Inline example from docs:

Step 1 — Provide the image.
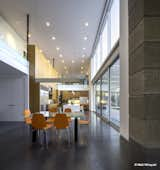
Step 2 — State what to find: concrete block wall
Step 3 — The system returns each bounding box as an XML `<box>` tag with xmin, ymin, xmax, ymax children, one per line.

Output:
<box><xmin>129</xmin><ymin>0</ymin><xmax>160</xmax><ymax>148</ymax></box>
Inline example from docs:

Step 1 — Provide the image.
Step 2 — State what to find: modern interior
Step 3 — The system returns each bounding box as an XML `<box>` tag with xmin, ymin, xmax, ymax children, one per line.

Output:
<box><xmin>0</xmin><ymin>0</ymin><xmax>160</xmax><ymax>169</ymax></box>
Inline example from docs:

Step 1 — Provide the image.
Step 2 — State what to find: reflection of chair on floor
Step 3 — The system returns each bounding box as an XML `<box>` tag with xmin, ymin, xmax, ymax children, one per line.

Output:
<box><xmin>54</xmin><ymin>114</ymin><xmax>71</xmax><ymax>143</ymax></box>
<box><xmin>32</xmin><ymin>113</ymin><xmax>53</xmax><ymax>147</ymax></box>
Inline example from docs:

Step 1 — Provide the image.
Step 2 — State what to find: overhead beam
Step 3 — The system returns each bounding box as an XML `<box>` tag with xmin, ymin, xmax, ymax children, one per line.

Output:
<box><xmin>35</xmin><ymin>78</ymin><xmax>85</xmax><ymax>83</ymax></box>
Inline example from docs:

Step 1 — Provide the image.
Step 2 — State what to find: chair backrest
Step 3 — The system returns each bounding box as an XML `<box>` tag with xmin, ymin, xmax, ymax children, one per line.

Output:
<box><xmin>49</xmin><ymin>107</ymin><xmax>58</xmax><ymax>113</ymax></box>
<box><xmin>32</xmin><ymin>114</ymin><xmax>46</xmax><ymax>129</ymax></box>
<box><xmin>54</xmin><ymin>114</ymin><xmax>69</xmax><ymax>129</ymax></box>
<box><xmin>23</xmin><ymin>109</ymin><xmax>31</xmax><ymax>118</ymax></box>
<box><xmin>64</xmin><ymin>108</ymin><xmax>72</xmax><ymax>113</ymax></box>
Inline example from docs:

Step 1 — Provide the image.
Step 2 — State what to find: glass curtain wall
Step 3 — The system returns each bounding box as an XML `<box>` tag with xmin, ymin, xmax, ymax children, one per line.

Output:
<box><xmin>109</xmin><ymin>59</ymin><xmax>120</xmax><ymax>126</ymax></box>
<box><xmin>94</xmin><ymin>58</ymin><xmax>120</xmax><ymax>127</ymax></box>
<box><xmin>101</xmin><ymin>69</ymin><xmax>109</xmax><ymax>119</ymax></box>
<box><xmin>95</xmin><ymin>79</ymin><xmax>101</xmax><ymax>116</ymax></box>
<box><xmin>90</xmin><ymin>0</ymin><xmax>119</xmax><ymax>80</ymax></box>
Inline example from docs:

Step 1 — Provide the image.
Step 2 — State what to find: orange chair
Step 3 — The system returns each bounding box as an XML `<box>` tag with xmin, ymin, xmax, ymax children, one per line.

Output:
<box><xmin>32</xmin><ymin>113</ymin><xmax>53</xmax><ymax>147</ymax></box>
<box><xmin>47</xmin><ymin>108</ymin><xmax>58</xmax><ymax>123</ymax></box>
<box><xmin>64</xmin><ymin>108</ymin><xmax>72</xmax><ymax>113</ymax></box>
<box><xmin>79</xmin><ymin>112</ymin><xmax>90</xmax><ymax>125</ymax></box>
<box><xmin>23</xmin><ymin>109</ymin><xmax>32</xmax><ymax>125</ymax></box>
<box><xmin>49</xmin><ymin>107</ymin><xmax>58</xmax><ymax>113</ymax></box>
<box><xmin>64</xmin><ymin>108</ymin><xmax>72</xmax><ymax>123</ymax></box>
<box><xmin>54</xmin><ymin>114</ymin><xmax>71</xmax><ymax>143</ymax></box>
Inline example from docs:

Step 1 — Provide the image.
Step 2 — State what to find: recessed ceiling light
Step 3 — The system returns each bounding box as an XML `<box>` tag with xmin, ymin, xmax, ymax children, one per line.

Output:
<box><xmin>82</xmin><ymin>54</ymin><xmax>85</xmax><ymax>58</ymax></box>
<box><xmin>72</xmin><ymin>60</ymin><xmax>75</xmax><ymax>63</ymax></box>
<box><xmin>46</xmin><ymin>21</ymin><xmax>50</xmax><ymax>27</ymax></box>
<box><xmin>28</xmin><ymin>33</ymin><xmax>31</xmax><ymax>38</ymax></box>
<box><xmin>62</xmin><ymin>60</ymin><xmax>64</xmax><ymax>63</ymax></box>
<box><xmin>39</xmin><ymin>49</ymin><xmax>42</xmax><ymax>53</ymax></box>
<box><xmin>81</xmin><ymin>66</ymin><xmax>84</xmax><ymax>70</ymax></box>
<box><xmin>86</xmin><ymin>72</ymin><xmax>89</xmax><ymax>75</ymax></box>
<box><xmin>52</xmin><ymin>36</ymin><xmax>56</xmax><ymax>40</ymax></box>
<box><xmin>84</xmin><ymin>36</ymin><xmax>88</xmax><ymax>40</ymax></box>
<box><xmin>48</xmin><ymin>60</ymin><xmax>50</xmax><ymax>63</ymax></box>
<box><xmin>84</xmin><ymin>22</ymin><xmax>89</xmax><ymax>27</ymax></box>
<box><xmin>81</xmin><ymin>59</ymin><xmax>84</xmax><ymax>63</ymax></box>
<box><xmin>64</xmin><ymin>66</ymin><xmax>67</xmax><ymax>69</ymax></box>
<box><xmin>56</xmin><ymin>47</ymin><xmax>60</xmax><ymax>51</ymax></box>
<box><xmin>59</xmin><ymin>54</ymin><xmax>63</xmax><ymax>58</ymax></box>
<box><xmin>83</xmin><ymin>47</ymin><xmax>86</xmax><ymax>50</ymax></box>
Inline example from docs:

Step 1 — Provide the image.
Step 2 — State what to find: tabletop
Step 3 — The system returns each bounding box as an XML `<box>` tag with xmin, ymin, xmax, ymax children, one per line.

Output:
<box><xmin>39</xmin><ymin>111</ymin><xmax>85</xmax><ymax>119</ymax></box>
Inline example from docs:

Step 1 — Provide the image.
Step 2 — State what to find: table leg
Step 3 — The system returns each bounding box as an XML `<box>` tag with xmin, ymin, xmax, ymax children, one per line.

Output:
<box><xmin>32</xmin><ymin>129</ymin><xmax>37</xmax><ymax>143</ymax></box>
<box><xmin>74</xmin><ymin>117</ymin><xmax>78</xmax><ymax>142</ymax></box>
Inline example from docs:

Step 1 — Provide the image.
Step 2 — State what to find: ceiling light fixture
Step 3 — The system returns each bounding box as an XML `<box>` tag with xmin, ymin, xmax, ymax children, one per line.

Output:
<box><xmin>84</xmin><ymin>36</ymin><xmax>88</xmax><ymax>40</ymax></box>
<box><xmin>62</xmin><ymin>60</ymin><xmax>64</xmax><ymax>63</ymax></box>
<box><xmin>72</xmin><ymin>60</ymin><xmax>75</xmax><ymax>63</ymax></box>
<box><xmin>83</xmin><ymin>47</ymin><xmax>86</xmax><ymax>50</ymax></box>
<box><xmin>64</xmin><ymin>66</ymin><xmax>67</xmax><ymax>69</ymax></box>
<box><xmin>81</xmin><ymin>66</ymin><xmax>84</xmax><ymax>70</ymax></box>
<box><xmin>84</xmin><ymin>22</ymin><xmax>89</xmax><ymax>27</ymax></box>
<box><xmin>59</xmin><ymin>54</ymin><xmax>63</xmax><ymax>58</ymax></box>
<box><xmin>52</xmin><ymin>36</ymin><xmax>56</xmax><ymax>40</ymax></box>
<box><xmin>56</xmin><ymin>47</ymin><xmax>60</xmax><ymax>51</ymax></box>
<box><xmin>46</xmin><ymin>21</ymin><xmax>50</xmax><ymax>27</ymax></box>
<box><xmin>28</xmin><ymin>33</ymin><xmax>31</xmax><ymax>38</ymax></box>
<box><xmin>39</xmin><ymin>49</ymin><xmax>42</xmax><ymax>53</ymax></box>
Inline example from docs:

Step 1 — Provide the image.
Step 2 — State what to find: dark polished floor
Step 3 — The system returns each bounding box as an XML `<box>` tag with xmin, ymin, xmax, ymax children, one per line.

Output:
<box><xmin>0</xmin><ymin>113</ymin><xmax>160</xmax><ymax>170</ymax></box>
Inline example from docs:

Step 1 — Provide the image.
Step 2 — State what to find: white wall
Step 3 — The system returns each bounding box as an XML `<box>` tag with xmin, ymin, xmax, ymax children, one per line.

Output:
<box><xmin>119</xmin><ymin>0</ymin><xmax>129</xmax><ymax>140</ymax></box>
<box><xmin>0</xmin><ymin>76</ymin><xmax>29</xmax><ymax>121</ymax></box>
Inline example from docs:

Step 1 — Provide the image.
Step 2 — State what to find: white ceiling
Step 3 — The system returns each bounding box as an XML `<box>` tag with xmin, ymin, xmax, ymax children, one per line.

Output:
<box><xmin>0</xmin><ymin>0</ymin><xmax>106</xmax><ymax>78</ymax></box>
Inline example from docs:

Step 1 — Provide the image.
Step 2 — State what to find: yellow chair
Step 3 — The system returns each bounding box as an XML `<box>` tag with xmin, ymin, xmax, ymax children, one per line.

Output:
<box><xmin>54</xmin><ymin>114</ymin><xmax>71</xmax><ymax>143</ymax></box>
<box><xmin>32</xmin><ymin>113</ymin><xmax>53</xmax><ymax>147</ymax></box>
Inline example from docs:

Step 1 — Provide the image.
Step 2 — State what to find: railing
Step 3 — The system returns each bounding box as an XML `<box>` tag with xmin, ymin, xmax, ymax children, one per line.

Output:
<box><xmin>57</xmin><ymin>84</ymin><xmax>89</xmax><ymax>91</ymax></box>
<box><xmin>0</xmin><ymin>39</ymin><xmax>29</xmax><ymax>74</ymax></box>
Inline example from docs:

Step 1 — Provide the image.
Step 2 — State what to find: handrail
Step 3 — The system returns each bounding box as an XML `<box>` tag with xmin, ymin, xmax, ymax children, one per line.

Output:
<box><xmin>0</xmin><ymin>39</ymin><xmax>28</xmax><ymax>67</ymax></box>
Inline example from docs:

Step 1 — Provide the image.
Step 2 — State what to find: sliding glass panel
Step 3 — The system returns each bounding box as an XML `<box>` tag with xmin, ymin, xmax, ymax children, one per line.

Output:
<box><xmin>101</xmin><ymin>69</ymin><xmax>109</xmax><ymax>119</ymax></box>
<box><xmin>95</xmin><ymin>79</ymin><xmax>101</xmax><ymax>115</ymax></box>
<box><xmin>110</xmin><ymin>59</ymin><xmax>120</xmax><ymax>126</ymax></box>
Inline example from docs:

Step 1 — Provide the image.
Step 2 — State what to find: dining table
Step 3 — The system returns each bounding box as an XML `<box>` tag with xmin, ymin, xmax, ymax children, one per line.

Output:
<box><xmin>32</xmin><ymin>111</ymin><xmax>85</xmax><ymax>143</ymax></box>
